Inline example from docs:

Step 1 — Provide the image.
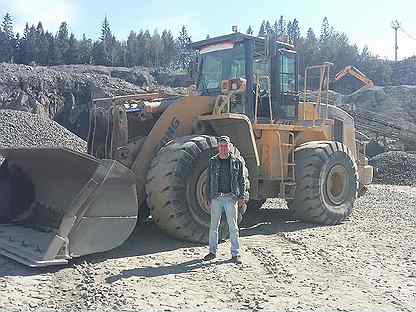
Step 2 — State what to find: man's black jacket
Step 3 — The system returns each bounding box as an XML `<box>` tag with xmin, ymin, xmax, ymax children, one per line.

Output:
<box><xmin>207</xmin><ymin>153</ymin><xmax>249</xmax><ymax>202</ymax></box>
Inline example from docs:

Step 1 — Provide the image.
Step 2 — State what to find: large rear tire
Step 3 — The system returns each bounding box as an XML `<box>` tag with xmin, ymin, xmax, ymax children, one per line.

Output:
<box><xmin>287</xmin><ymin>141</ymin><xmax>358</xmax><ymax>225</ymax></box>
<box><xmin>146</xmin><ymin>135</ymin><xmax>249</xmax><ymax>243</ymax></box>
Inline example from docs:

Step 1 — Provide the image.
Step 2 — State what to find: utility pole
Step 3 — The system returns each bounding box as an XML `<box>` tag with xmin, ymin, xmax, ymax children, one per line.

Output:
<box><xmin>391</xmin><ymin>20</ymin><xmax>401</xmax><ymax>62</ymax></box>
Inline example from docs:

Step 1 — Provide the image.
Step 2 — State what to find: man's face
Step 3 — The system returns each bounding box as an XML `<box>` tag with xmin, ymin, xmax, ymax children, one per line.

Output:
<box><xmin>218</xmin><ymin>142</ymin><xmax>230</xmax><ymax>159</ymax></box>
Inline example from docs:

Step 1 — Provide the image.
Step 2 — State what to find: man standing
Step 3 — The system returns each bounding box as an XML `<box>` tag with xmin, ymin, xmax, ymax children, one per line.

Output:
<box><xmin>203</xmin><ymin>136</ymin><xmax>249</xmax><ymax>264</ymax></box>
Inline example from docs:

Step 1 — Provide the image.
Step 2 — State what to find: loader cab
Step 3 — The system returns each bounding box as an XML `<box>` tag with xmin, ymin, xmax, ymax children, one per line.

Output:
<box><xmin>192</xmin><ymin>33</ymin><xmax>299</xmax><ymax>123</ymax></box>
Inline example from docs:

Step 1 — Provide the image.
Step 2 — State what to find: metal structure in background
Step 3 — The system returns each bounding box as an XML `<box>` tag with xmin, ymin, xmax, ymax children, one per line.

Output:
<box><xmin>391</xmin><ymin>20</ymin><xmax>416</xmax><ymax>62</ymax></box>
<box><xmin>392</xmin><ymin>20</ymin><xmax>401</xmax><ymax>62</ymax></box>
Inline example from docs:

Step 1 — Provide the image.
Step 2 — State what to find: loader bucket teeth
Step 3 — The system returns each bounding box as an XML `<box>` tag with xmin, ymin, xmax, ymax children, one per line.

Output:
<box><xmin>0</xmin><ymin>147</ymin><xmax>138</xmax><ymax>267</ymax></box>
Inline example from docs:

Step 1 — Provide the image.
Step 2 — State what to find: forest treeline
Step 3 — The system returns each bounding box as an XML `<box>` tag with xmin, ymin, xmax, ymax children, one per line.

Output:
<box><xmin>0</xmin><ymin>13</ymin><xmax>414</xmax><ymax>91</ymax></box>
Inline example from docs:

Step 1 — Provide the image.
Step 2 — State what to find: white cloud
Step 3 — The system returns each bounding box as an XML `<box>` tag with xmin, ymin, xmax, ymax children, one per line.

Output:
<box><xmin>4</xmin><ymin>0</ymin><xmax>75</xmax><ymax>33</ymax></box>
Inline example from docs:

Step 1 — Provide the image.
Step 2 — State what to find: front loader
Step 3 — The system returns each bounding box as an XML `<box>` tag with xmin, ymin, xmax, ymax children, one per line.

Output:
<box><xmin>0</xmin><ymin>32</ymin><xmax>373</xmax><ymax>267</ymax></box>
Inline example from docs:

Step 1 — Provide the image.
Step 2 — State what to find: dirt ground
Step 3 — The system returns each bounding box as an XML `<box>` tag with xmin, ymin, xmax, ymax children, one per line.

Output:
<box><xmin>0</xmin><ymin>184</ymin><xmax>415</xmax><ymax>312</ymax></box>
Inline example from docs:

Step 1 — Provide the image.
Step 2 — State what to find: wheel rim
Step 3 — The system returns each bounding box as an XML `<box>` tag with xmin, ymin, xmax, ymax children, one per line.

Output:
<box><xmin>195</xmin><ymin>168</ymin><xmax>211</xmax><ymax>215</ymax></box>
<box><xmin>325</xmin><ymin>164</ymin><xmax>348</xmax><ymax>205</ymax></box>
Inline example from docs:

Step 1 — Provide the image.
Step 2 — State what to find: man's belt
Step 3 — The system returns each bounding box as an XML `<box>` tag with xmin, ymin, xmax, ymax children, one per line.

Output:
<box><xmin>217</xmin><ymin>192</ymin><xmax>232</xmax><ymax>197</ymax></box>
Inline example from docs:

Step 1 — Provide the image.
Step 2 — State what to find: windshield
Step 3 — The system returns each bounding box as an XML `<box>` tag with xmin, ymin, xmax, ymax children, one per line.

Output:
<box><xmin>198</xmin><ymin>44</ymin><xmax>245</xmax><ymax>91</ymax></box>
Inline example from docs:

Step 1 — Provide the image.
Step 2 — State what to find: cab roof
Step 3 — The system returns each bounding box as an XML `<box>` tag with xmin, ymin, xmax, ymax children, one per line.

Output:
<box><xmin>191</xmin><ymin>32</ymin><xmax>295</xmax><ymax>52</ymax></box>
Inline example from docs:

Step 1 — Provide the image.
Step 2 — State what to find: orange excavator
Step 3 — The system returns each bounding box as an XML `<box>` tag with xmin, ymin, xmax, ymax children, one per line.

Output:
<box><xmin>335</xmin><ymin>66</ymin><xmax>374</xmax><ymax>92</ymax></box>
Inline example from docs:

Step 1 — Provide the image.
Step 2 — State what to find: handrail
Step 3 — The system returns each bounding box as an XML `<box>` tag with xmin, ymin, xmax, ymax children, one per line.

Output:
<box><xmin>303</xmin><ymin>63</ymin><xmax>333</xmax><ymax>125</ymax></box>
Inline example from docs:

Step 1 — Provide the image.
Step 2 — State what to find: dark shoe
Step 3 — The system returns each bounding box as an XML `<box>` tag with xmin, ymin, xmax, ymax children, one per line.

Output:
<box><xmin>231</xmin><ymin>256</ymin><xmax>242</xmax><ymax>264</ymax></box>
<box><xmin>203</xmin><ymin>253</ymin><xmax>216</xmax><ymax>261</ymax></box>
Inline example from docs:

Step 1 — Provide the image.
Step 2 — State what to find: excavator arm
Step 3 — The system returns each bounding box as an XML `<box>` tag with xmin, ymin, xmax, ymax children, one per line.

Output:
<box><xmin>335</xmin><ymin>66</ymin><xmax>374</xmax><ymax>88</ymax></box>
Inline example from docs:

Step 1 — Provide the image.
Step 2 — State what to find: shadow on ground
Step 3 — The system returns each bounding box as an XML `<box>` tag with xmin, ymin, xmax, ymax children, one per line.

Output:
<box><xmin>82</xmin><ymin>222</ymin><xmax>200</xmax><ymax>264</ymax></box>
<box><xmin>105</xmin><ymin>258</ymin><xmax>232</xmax><ymax>283</ymax></box>
<box><xmin>0</xmin><ymin>206</ymin><xmax>321</xmax><ymax>276</ymax></box>
<box><xmin>240</xmin><ymin>208</ymin><xmax>320</xmax><ymax>237</ymax></box>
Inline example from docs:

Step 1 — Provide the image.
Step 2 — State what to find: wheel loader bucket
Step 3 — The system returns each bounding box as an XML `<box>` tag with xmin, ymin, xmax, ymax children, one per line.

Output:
<box><xmin>0</xmin><ymin>148</ymin><xmax>138</xmax><ymax>267</ymax></box>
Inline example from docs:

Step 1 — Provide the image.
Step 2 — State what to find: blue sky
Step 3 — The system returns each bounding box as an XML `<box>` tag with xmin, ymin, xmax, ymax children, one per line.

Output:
<box><xmin>1</xmin><ymin>0</ymin><xmax>415</xmax><ymax>60</ymax></box>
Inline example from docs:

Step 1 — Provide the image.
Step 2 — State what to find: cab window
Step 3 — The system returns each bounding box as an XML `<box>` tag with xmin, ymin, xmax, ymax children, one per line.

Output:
<box><xmin>281</xmin><ymin>54</ymin><xmax>296</xmax><ymax>92</ymax></box>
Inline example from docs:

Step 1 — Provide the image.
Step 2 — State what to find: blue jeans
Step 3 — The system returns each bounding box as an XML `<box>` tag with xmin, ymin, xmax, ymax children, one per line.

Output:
<box><xmin>209</xmin><ymin>195</ymin><xmax>240</xmax><ymax>257</ymax></box>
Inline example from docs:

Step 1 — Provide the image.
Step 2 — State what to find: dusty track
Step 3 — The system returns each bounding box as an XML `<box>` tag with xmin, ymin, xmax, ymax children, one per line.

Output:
<box><xmin>0</xmin><ymin>184</ymin><xmax>415</xmax><ymax>311</ymax></box>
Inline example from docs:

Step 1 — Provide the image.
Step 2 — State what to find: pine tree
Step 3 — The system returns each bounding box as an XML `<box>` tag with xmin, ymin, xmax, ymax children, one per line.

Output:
<box><xmin>161</xmin><ymin>30</ymin><xmax>176</xmax><ymax>68</ymax></box>
<box><xmin>150</xmin><ymin>30</ymin><xmax>162</xmax><ymax>67</ymax></box>
<box><xmin>143</xmin><ymin>30</ymin><xmax>152</xmax><ymax>66</ymax></box>
<box><xmin>16</xmin><ymin>23</ymin><xmax>30</xmax><ymax>64</ymax></box>
<box><xmin>13</xmin><ymin>32</ymin><xmax>20</xmax><ymax>62</ymax></box>
<box><xmin>136</xmin><ymin>30</ymin><xmax>146</xmax><ymax>66</ymax></box>
<box><xmin>0</xmin><ymin>29</ymin><xmax>8</xmax><ymax>62</ymax></box>
<box><xmin>320</xmin><ymin>17</ymin><xmax>331</xmax><ymax>42</ymax></box>
<box><xmin>111</xmin><ymin>40</ymin><xmax>126</xmax><ymax>67</ymax></box>
<box><xmin>25</xmin><ymin>25</ymin><xmax>37</xmax><ymax>64</ymax></box>
<box><xmin>276</xmin><ymin>16</ymin><xmax>286</xmax><ymax>41</ymax></box>
<box><xmin>126</xmin><ymin>31</ymin><xmax>138</xmax><ymax>66</ymax></box>
<box><xmin>2</xmin><ymin>13</ymin><xmax>13</xmax><ymax>40</ymax></box>
<box><xmin>44</xmin><ymin>32</ymin><xmax>57</xmax><ymax>65</ymax></box>
<box><xmin>258</xmin><ymin>20</ymin><xmax>266</xmax><ymax>37</ymax></box>
<box><xmin>246</xmin><ymin>25</ymin><xmax>254</xmax><ymax>35</ymax></box>
<box><xmin>176</xmin><ymin>26</ymin><xmax>192</xmax><ymax>71</ymax></box>
<box><xmin>289</xmin><ymin>19</ymin><xmax>300</xmax><ymax>45</ymax></box>
<box><xmin>265</xmin><ymin>20</ymin><xmax>273</xmax><ymax>35</ymax></box>
<box><xmin>92</xmin><ymin>40</ymin><xmax>105</xmax><ymax>65</ymax></box>
<box><xmin>66</xmin><ymin>33</ymin><xmax>79</xmax><ymax>64</ymax></box>
<box><xmin>97</xmin><ymin>16</ymin><xmax>114</xmax><ymax>65</ymax></box>
<box><xmin>56</xmin><ymin>22</ymin><xmax>69</xmax><ymax>64</ymax></box>
<box><xmin>306</xmin><ymin>27</ymin><xmax>317</xmax><ymax>42</ymax></box>
<box><xmin>79</xmin><ymin>34</ymin><xmax>92</xmax><ymax>64</ymax></box>
<box><xmin>1</xmin><ymin>13</ymin><xmax>14</xmax><ymax>62</ymax></box>
<box><xmin>100</xmin><ymin>16</ymin><xmax>112</xmax><ymax>41</ymax></box>
<box><xmin>287</xmin><ymin>21</ymin><xmax>292</xmax><ymax>42</ymax></box>
<box><xmin>296</xmin><ymin>27</ymin><xmax>318</xmax><ymax>74</ymax></box>
<box><xmin>35</xmin><ymin>22</ymin><xmax>50</xmax><ymax>65</ymax></box>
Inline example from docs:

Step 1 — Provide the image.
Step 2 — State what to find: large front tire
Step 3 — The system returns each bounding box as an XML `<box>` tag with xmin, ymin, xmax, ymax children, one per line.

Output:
<box><xmin>287</xmin><ymin>141</ymin><xmax>358</xmax><ymax>225</ymax></box>
<box><xmin>146</xmin><ymin>135</ymin><xmax>249</xmax><ymax>243</ymax></box>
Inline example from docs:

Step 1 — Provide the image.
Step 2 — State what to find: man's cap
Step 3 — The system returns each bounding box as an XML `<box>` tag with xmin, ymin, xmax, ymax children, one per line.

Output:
<box><xmin>218</xmin><ymin>136</ymin><xmax>231</xmax><ymax>144</ymax></box>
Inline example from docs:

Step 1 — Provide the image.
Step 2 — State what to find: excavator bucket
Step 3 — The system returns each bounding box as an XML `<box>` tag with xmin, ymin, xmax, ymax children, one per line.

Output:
<box><xmin>0</xmin><ymin>147</ymin><xmax>138</xmax><ymax>267</ymax></box>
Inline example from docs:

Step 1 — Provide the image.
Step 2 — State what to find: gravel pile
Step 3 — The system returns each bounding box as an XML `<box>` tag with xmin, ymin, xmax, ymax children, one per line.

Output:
<box><xmin>0</xmin><ymin>63</ymin><xmax>146</xmax><ymax>138</ymax></box>
<box><xmin>0</xmin><ymin>109</ymin><xmax>87</xmax><ymax>153</ymax></box>
<box><xmin>342</xmin><ymin>85</ymin><xmax>416</xmax><ymax>130</ymax></box>
<box><xmin>369</xmin><ymin>151</ymin><xmax>416</xmax><ymax>186</ymax></box>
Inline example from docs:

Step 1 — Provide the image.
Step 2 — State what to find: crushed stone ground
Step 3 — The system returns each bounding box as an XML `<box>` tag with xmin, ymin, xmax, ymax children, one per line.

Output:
<box><xmin>0</xmin><ymin>184</ymin><xmax>415</xmax><ymax>312</ymax></box>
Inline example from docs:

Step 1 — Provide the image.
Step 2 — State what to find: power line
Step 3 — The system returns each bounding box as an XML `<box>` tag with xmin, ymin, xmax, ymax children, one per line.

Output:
<box><xmin>391</xmin><ymin>20</ymin><xmax>416</xmax><ymax>62</ymax></box>
<box><xmin>400</xmin><ymin>26</ymin><xmax>416</xmax><ymax>41</ymax></box>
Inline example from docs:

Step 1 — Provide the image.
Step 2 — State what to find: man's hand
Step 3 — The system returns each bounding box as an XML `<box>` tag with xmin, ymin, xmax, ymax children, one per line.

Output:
<box><xmin>237</xmin><ymin>200</ymin><xmax>247</xmax><ymax>209</ymax></box>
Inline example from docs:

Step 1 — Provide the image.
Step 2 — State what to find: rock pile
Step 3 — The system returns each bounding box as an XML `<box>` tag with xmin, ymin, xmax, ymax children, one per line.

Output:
<box><xmin>391</xmin><ymin>56</ymin><xmax>416</xmax><ymax>85</ymax></box>
<box><xmin>0</xmin><ymin>110</ymin><xmax>87</xmax><ymax>153</ymax></box>
<box><xmin>0</xmin><ymin>63</ymin><xmax>146</xmax><ymax>138</ymax></box>
<box><xmin>342</xmin><ymin>85</ymin><xmax>416</xmax><ymax>130</ymax></box>
<box><xmin>369</xmin><ymin>151</ymin><xmax>416</xmax><ymax>186</ymax></box>
<box><xmin>51</xmin><ymin>65</ymin><xmax>156</xmax><ymax>87</ymax></box>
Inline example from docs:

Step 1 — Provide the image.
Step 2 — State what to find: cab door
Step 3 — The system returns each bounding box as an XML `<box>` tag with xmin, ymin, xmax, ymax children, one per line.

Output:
<box><xmin>271</xmin><ymin>49</ymin><xmax>299</xmax><ymax>121</ymax></box>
